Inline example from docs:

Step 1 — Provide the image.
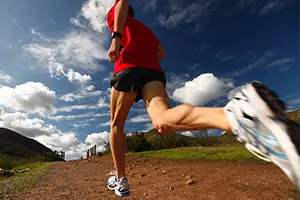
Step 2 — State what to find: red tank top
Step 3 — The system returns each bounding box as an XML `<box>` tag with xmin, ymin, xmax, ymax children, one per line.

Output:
<box><xmin>106</xmin><ymin>1</ymin><xmax>163</xmax><ymax>74</ymax></box>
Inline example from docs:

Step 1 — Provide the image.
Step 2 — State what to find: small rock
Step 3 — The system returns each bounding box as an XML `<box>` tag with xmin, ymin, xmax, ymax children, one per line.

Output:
<box><xmin>139</xmin><ymin>173</ymin><xmax>146</xmax><ymax>177</ymax></box>
<box><xmin>19</xmin><ymin>168</ymin><xmax>30</xmax><ymax>174</ymax></box>
<box><xmin>138</xmin><ymin>182</ymin><xmax>142</xmax><ymax>185</ymax></box>
<box><xmin>132</xmin><ymin>164</ymin><xmax>137</xmax><ymax>168</ymax></box>
<box><xmin>144</xmin><ymin>192</ymin><xmax>148</xmax><ymax>196</ymax></box>
<box><xmin>169</xmin><ymin>187</ymin><xmax>174</xmax><ymax>190</ymax></box>
<box><xmin>162</xmin><ymin>170</ymin><xmax>166</xmax><ymax>174</ymax></box>
<box><xmin>0</xmin><ymin>168</ymin><xmax>5</xmax><ymax>175</ymax></box>
<box><xmin>154</xmin><ymin>167</ymin><xmax>159</xmax><ymax>170</ymax></box>
<box><xmin>186</xmin><ymin>180</ymin><xmax>196</xmax><ymax>185</ymax></box>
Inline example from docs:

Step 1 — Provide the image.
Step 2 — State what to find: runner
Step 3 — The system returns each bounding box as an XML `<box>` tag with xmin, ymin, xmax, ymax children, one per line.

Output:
<box><xmin>106</xmin><ymin>0</ymin><xmax>300</xmax><ymax>197</ymax></box>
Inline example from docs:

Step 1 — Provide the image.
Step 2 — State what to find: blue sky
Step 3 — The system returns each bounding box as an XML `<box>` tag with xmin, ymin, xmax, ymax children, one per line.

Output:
<box><xmin>0</xmin><ymin>0</ymin><xmax>299</xmax><ymax>160</ymax></box>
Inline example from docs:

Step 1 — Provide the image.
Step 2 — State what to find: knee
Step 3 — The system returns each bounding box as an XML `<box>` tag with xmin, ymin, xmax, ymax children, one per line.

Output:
<box><xmin>152</xmin><ymin>117</ymin><xmax>171</xmax><ymax>135</ymax></box>
<box><xmin>110</xmin><ymin>121</ymin><xmax>125</xmax><ymax>134</ymax></box>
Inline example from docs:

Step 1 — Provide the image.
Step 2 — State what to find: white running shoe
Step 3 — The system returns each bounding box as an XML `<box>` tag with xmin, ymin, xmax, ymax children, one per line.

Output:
<box><xmin>107</xmin><ymin>176</ymin><xmax>131</xmax><ymax>197</ymax></box>
<box><xmin>225</xmin><ymin>81</ymin><xmax>300</xmax><ymax>191</ymax></box>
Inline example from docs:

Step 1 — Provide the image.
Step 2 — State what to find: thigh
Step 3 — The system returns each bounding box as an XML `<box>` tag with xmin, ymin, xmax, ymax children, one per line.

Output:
<box><xmin>110</xmin><ymin>87</ymin><xmax>137</xmax><ymax>127</ymax></box>
<box><xmin>141</xmin><ymin>81</ymin><xmax>170</xmax><ymax>119</ymax></box>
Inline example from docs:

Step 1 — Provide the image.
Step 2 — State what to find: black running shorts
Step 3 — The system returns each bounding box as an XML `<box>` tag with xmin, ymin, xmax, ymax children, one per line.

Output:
<box><xmin>110</xmin><ymin>67</ymin><xmax>166</xmax><ymax>102</ymax></box>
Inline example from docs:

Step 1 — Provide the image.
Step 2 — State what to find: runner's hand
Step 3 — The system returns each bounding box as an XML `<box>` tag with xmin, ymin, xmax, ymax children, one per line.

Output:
<box><xmin>108</xmin><ymin>38</ymin><xmax>121</xmax><ymax>62</ymax></box>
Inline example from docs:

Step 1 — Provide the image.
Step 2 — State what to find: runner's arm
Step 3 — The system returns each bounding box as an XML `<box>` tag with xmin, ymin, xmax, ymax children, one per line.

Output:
<box><xmin>114</xmin><ymin>0</ymin><xmax>129</xmax><ymax>33</ymax></box>
<box><xmin>108</xmin><ymin>0</ymin><xmax>129</xmax><ymax>62</ymax></box>
<box><xmin>157</xmin><ymin>44</ymin><xmax>166</xmax><ymax>60</ymax></box>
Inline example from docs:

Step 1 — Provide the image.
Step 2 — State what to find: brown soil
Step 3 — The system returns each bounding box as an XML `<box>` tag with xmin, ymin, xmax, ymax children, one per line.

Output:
<box><xmin>10</xmin><ymin>156</ymin><xmax>299</xmax><ymax>200</ymax></box>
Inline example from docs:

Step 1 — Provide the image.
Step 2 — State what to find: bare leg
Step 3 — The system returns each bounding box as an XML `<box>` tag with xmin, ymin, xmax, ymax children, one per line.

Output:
<box><xmin>110</xmin><ymin>88</ymin><xmax>137</xmax><ymax>179</ymax></box>
<box><xmin>142</xmin><ymin>81</ymin><xmax>231</xmax><ymax>134</ymax></box>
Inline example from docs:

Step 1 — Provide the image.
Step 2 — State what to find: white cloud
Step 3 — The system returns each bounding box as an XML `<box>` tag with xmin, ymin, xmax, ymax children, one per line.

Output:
<box><xmin>48</xmin><ymin>112</ymin><xmax>110</xmax><ymax>121</ymax></box>
<box><xmin>289</xmin><ymin>98</ymin><xmax>300</xmax><ymax>106</ymax></box>
<box><xmin>0</xmin><ymin>111</ymin><xmax>58</xmax><ymax>138</ymax></box>
<box><xmin>71</xmin><ymin>121</ymin><xmax>90</xmax><ymax>128</ymax></box>
<box><xmin>178</xmin><ymin>130</ymin><xmax>212</xmax><ymax>137</ymax></box>
<box><xmin>86</xmin><ymin>85</ymin><xmax>95</xmax><ymax>91</ymax></box>
<box><xmin>0</xmin><ymin>108</ymin><xmax>109</xmax><ymax>160</ymax></box>
<box><xmin>260</xmin><ymin>0</ymin><xmax>294</xmax><ymax>15</ymax></box>
<box><xmin>102</xmin><ymin>72</ymin><xmax>114</xmax><ymax>83</ymax></box>
<box><xmin>65</xmin><ymin>143</ymin><xmax>88</xmax><ymax>160</ymax></box>
<box><xmin>54</xmin><ymin>104</ymin><xmax>99</xmax><ymax>113</ymax></box>
<box><xmin>216</xmin><ymin>52</ymin><xmax>236</xmax><ymax>63</ymax></box>
<box><xmin>179</xmin><ymin>131</ymin><xmax>194</xmax><ymax>137</ymax></box>
<box><xmin>66</xmin><ymin>70</ymin><xmax>92</xmax><ymax>83</ymax></box>
<box><xmin>143</xmin><ymin>123</ymin><xmax>154</xmax><ymax>130</ymax></box>
<box><xmin>24</xmin><ymin>31</ymin><xmax>107</xmax><ymax>79</ymax></box>
<box><xmin>6</xmin><ymin>44</ymin><xmax>13</xmax><ymax>49</ymax></box>
<box><xmin>166</xmin><ymin>73</ymin><xmax>190</xmax><ymax>98</ymax></box>
<box><xmin>85</xmin><ymin>131</ymin><xmax>110</xmax><ymax>152</ymax></box>
<box><xmin>60</xmin><ymin>90</ymin><xmax>102</xmax><ymax>102</ymax></box>
<box><xmin>30</xmin><ymin>28</ymin><xmax>52</xmax><ymax>43</ymax></box>
<box><xmin>173</xmin><ymin>73</ymin><xmax>234</xmax><ymax>106</ymax></box>
<box><xmin>131</xmin><ymin>108</ymin><xmax>146</xmax><ymax>113</ymax></box>
<box><xmin>35</xmin><ymin>132</ymin><xmax>80</xmax><ymax>150</ymax></box>
<box><xmin>97</xmin><ymin>120</ymin><xmax>111</xmax><ymax>127</ymax></box>
<box><xmin>98</xmin><ymin>97</ymin><xmax>110</xmax><ymax>108</ymax></box>
<box><xmin>23</xmin><ymin>0</ymin><xmax>117</xmax><ymax>89</ymax></box>
<box><xmin>0</xmin><ymin>82</ymin><xmax>56</xmax><ymax>115</ymax></box>
<box><xmin>144</xmin><ymin>0</ymin><xmax>158</xmax><ymax>12</ymax></box>
<box><xmin>157</xmin><ymin>0</ymin><xmax>219</xmax><ymax>32</ymax></box>
<box><xmin>71</xmin><ymin>0</ymin><xmax>115</xmax><ymax>33</ymax></box>
<box><xmin>228</xmin><ymin>0</ymin><xmax>295</xmax><ymax>15</ymax></box>
<box><xmin>0</xmin><ymin>71</ymin><xmax>13</xmax><ymax>83</ymax></box>
<box><xmin>129</xmin><ymin>114</ymin><xmax>151</xmax><ymax>123</ymax></box>
<box><xmin>266</xmin><ymin>58</ymin><xmax>295</xmax><ymax>69</ymax></box>
<box><xmin>231</xmin><ymin>51</ymin><xmax>276</xmax><ymax>77</ymax></box>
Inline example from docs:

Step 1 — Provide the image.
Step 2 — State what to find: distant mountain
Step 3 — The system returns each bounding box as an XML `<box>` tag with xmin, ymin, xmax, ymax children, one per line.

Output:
<box><xmin>0</xmin><ymin>128</ymin><xmax>53</xmax><ymax>159</ymax></box>
<box><xmin>287</xmin><ymin>110</ymin><xmax>300</xmax><ymax>125</ymax></box>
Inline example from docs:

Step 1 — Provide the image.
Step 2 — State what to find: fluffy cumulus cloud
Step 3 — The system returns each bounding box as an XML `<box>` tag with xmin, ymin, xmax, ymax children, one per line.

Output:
<box><xmin>0</xmin><ymin>110</ymin><xmax>59</xmax><ymax>138</ymax></box>
<box><xmin>0</xmin><ymin>108</ymin><xmax>110</xmax><ymax>160</ymax></box>
<box><xmin>71</xmin><ymin>0</ymin><xmax>114</xmax><ymax>33</ymax></box>
<box><xmin>85</xmin><ymin>132</ymin><xmax>110</xmax><ymax>152</ymax></box>
<box><xmin>35</xmin><ymin>132</ymin><xmax>80</xmax><ymax>150</ymax></box>
<box><xmin>173</xmin><ymin>73</ymin><xmax>234</xmax><ymax>106</ymax></box>
<box><xmin>0</xmin><ymin>82</ymin><xmax>56</xmax><ymax>115</ymax></box>
<box><xmin>0</xmin><ymin>71</ymin><xmax>13</xmax><ymax>83</ymax></box>
<box><xmin>166</xmin><ymin>73</ymin><xmax>190</xmax><ymax>98</ymax></box>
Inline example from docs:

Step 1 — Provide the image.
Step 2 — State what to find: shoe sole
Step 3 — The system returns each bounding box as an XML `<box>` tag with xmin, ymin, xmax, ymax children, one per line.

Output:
<box><xmin>246</xmin><ymin>82</ymin><xmax>300</xmax><ymax>191</ymax></box>
<box><xmin>107</xmin><ymin>185</ymin><xmax>131</xmax><ymax>197</ymax></box>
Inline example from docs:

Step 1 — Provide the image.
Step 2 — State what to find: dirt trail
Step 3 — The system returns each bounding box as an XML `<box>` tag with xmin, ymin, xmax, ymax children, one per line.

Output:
<box><xmin>10</xmin><ymin>156</ymin><xmax>299</xmax><ymax>200</ymax></box>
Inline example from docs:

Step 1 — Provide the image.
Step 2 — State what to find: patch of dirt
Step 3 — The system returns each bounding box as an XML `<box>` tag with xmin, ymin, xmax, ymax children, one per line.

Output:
<box><xmin>9</xmin><ymin>156</ymin><xmax>299</xmax><ymax>200</ymax></box>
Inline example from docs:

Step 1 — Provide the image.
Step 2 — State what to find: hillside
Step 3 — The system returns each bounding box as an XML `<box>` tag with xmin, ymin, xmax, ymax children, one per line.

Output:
<box><xmin>0</xmin><ymin>128</ymin><xmax>52</xmax><ymax>159</ymax></box>
<box><xmin>126</xmin><ymin>129</ymin><xmax>239</xmax><ymax>152</ymax></box>
<box><xmin>287</xmin><ymin>109</ymin><xmax>300</xmax><ymax>124</ymax></box>
<box><xmin>0</xmin><ymin>128</ymin><xmax>62</xmax><ymax>169</ymax></box>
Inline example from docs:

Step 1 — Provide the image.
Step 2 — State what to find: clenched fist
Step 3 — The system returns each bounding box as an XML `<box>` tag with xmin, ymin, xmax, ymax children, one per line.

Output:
<box><xmin>108</xmin><ymin>38</ymin><xmax>121</xmax><ymax>62</ymax></box>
